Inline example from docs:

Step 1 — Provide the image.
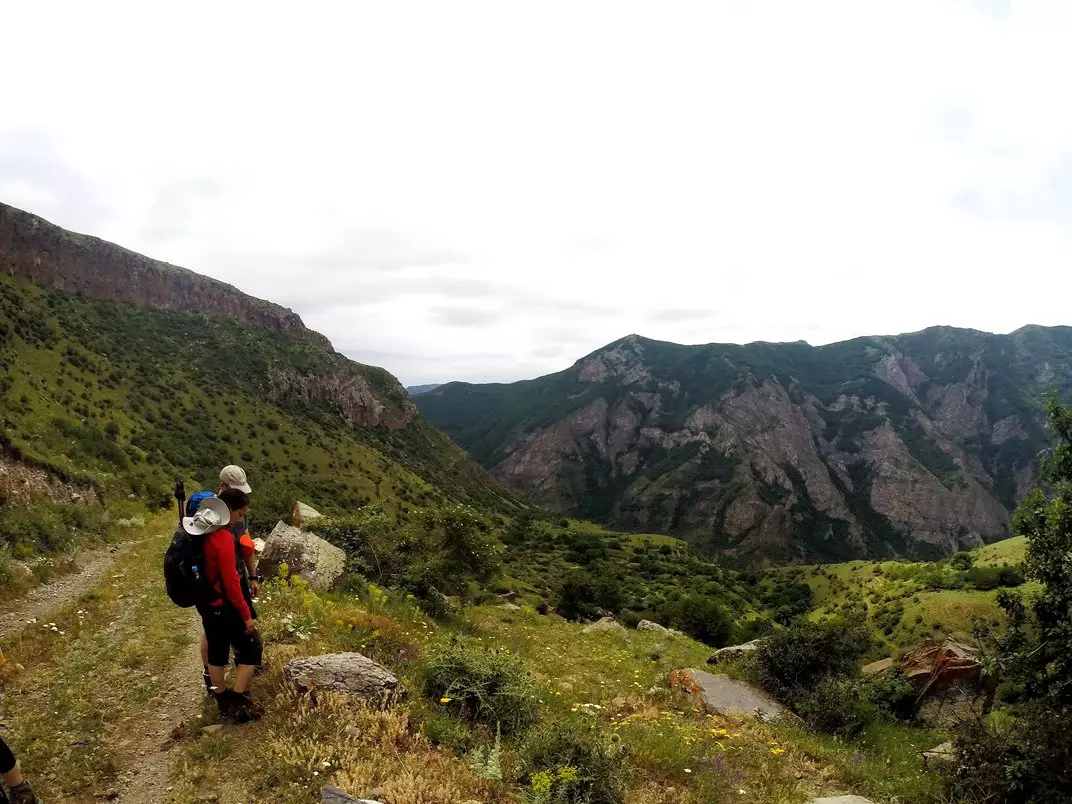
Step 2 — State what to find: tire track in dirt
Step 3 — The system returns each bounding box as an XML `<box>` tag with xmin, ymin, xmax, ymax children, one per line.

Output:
<box><xmin>113</xmin><ymin>610</ymin><xmax>205</xmax><ymax>804</ymax></box>
<box><xmin>0</xmin><ymin>543</ymin><xmax>136</xmax><ymax>640</ymax></box>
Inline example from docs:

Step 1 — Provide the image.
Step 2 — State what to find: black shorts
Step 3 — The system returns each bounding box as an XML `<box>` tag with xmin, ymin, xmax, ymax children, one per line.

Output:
<box><xmin>198</xmin><ymin>604</ymin><xmax>263</xmax><ymax>667</ymax></box>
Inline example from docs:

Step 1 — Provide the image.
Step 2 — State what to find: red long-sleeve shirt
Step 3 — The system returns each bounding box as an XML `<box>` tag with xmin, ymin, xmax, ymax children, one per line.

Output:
<box><xmin>203</xmin><ymin>528</ymin><xmax>251</xmax><ymax>622</ymax></box>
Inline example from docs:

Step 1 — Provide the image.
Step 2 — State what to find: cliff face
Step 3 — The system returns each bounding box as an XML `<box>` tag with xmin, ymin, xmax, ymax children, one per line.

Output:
<box><xmin>0</xmin><ymin>202</ymin><xmax>331</xmax><ymax>351</ymax></box>
<box><xmin>419</xmin><ymin>329</ymin><xmax>1072</xmax><ymax>564</ymax></box>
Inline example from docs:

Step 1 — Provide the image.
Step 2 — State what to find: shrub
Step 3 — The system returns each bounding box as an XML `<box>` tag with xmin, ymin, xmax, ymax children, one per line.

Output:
<box><xmin>421</xmin><ymin>640</ymin><xmax>539</xmax><ymax>735</ymax></box>
<box><xmin>795</xmin><ymin>677</ymin><xmax>875</xmax><ymax>737</ymax></box>
<box><xmin>519</xmin><ymin>717</ymin><xmax>626</xmax><ymax>804</ymax></box>
<box><xmin>752</xmin><ymin>614</ymin><xmax>873</xmax><ymax>703</ymax></box>
<box><xmin>661</xmin><ymin>594</ymin><xmax>732</xmax><ymax>647</ymax></box>
<box><xmin>945</xmin><ymin>705</ymin><xmax>1071</xmax><ymax>802</ymax></box>
<box><xmin>867</xmin><ymin>670</ymin><xmax>917</xmax><ymax>721</ymax></box>
<box><xmin>556</xmin><ymin>569</ymin><xmax>622</xmax><ymax>621</ymax></box>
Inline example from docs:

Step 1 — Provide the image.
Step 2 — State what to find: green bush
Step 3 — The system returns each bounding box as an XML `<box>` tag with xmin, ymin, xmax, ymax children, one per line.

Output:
<box><xmin>945</xmin><ymin>706</ymin><xmax>1070</xmax><ymax>802</ymax></box>
<box><xmin>421</xmin><ymin>639</ymin><xmax>539</xmax><ymax>735</ymax></box>
<box><xmin>795</xmin><ymin>677</ymin><xmax>875</xmax><ymax>737</ymax></box>
<box><xmin>556</xmin><ymin>569</ymin><xmax>623</xmax><ymax>621</ymax></box>
<box><xmin>661</xmin><ymin>594</ymin><xmax>733</xmax><ymax>647</ymax></box>
<box><xmin>519</xmin><ymin>717</ymin><xmax>626</xmax><ymax>804</ymax></box>
<box><xmin>752</xmin><ymin>614</ymin><xmax>873</xmax><ymax>703</ymax></box>
<box><xmin>314</xmin><ymin>504</ymin><xmax>501</xmax><ymax>599</ymax></box>
<box><xmin>867</xmin><ymin>670</ymin><xmax>917</xmax><ymax>721</ymax></box>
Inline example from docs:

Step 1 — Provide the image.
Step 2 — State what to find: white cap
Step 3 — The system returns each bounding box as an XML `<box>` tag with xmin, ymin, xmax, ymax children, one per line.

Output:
<box><xmin>182</xmin><ymin>497</ymin><xmax>230</xmax><ymax>536</ymax></box>
<box><xmin>219</xmin><ymin>465</ymin><xmax>251</xmax><ymax>494</ymax></box>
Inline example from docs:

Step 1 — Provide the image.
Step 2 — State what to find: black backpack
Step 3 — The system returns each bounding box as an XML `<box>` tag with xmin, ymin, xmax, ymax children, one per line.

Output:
<box><xmin>163</xmin><ymin>527</ymin><xmax>221</xmax><ymax>608</ymax></box>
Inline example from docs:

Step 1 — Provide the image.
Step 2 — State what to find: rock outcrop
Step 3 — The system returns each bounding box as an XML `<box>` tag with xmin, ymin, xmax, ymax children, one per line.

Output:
<box><xmin>0</xmin><ymin>202</ymin><xmax>331</xmax><ymax>350</ymax></box>
<box><xmin>0</xmin><ymin>438</ymin><xmax>103</xmax><ymax>507</ymax></box>
<box><xmin>284</xmin><ymin>653</ymin><xmax>400</xmax><ymax>702</ymax></box>
<box><xmin>260</xmin><ymin>522</ymin><xmax>347</xmax><ymax>590</ymax></box>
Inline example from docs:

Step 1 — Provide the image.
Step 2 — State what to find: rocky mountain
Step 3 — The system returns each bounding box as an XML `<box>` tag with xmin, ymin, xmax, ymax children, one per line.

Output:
<box><xmin>406</xmin><ymin>384</ymin><xmax>442</xmax><ymax>396</ymax></box>
<box><xmin>0</xmin><ymin>202</ymin><xmax>330</xmax><ymax>350</ymax></box>
<box><xmin>0</xmin><ymin>201</ymin><xmax>514</xmax><ymax>520</ymax></box>
<box><xmin>418</xmin><ymin>330</ymin><xmax>1072</xmax><ymax>564</ymax></box>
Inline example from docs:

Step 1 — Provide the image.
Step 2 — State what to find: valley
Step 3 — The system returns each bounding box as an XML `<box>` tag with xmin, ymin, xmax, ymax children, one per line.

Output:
<box><xmin>0</xmin><ymin>200</ymin><xmax>1066</xmax><ymax>804</ymax></box>
<box><xmin>418</xmin><ymin>331</ymin><xmax>1072</xmax><ymax>564</ymax></box>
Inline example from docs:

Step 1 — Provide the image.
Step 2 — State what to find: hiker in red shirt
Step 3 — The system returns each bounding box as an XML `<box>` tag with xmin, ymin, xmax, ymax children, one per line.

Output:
<box><xmin>183</xmin><ymin>489</ymin><xmax>263</xmax><ymax>722</ymax></box>
<box><xmin>198</xmin><ymin>465</ymin><xmax>261</xmax><ymax>691</ymax></box>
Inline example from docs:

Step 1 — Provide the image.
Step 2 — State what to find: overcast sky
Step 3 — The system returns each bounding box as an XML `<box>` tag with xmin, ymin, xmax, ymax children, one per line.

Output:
<box><xmin>2</xmin><ymin>1</ymin><xmax>1071</xmax><ymax>385</ymax></box>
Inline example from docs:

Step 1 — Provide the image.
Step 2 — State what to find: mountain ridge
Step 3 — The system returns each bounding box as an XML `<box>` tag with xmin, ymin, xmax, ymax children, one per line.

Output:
<box><xmin>0</xmin><ymin>199</ymin><xmax>514</xmax><ymax>519</ymax></box>
<box><xmin>418</xmin><ymin>326</ymin><xmax>1072</xmax><ymax>564</ymax></box>
<box><xmin>0</xmin><ymin>201</ymin><xmax>332</xmax><ymax>351</ymax></box>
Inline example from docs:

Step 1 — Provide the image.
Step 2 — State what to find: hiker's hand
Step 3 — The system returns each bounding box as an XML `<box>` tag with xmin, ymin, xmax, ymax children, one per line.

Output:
<box><xmin>244</xmin><ymin>619</ymin><xmax>257</xmax><ymax>635</ymax></box>
<box><xmin>250</xmin><ymin>579</ymin><xmax>261</xmax><ymax>598</ymax></box>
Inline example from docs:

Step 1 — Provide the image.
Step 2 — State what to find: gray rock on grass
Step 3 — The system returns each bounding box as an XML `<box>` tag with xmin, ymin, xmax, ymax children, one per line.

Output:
<box><xmin>321</xmin><ymin>787</ymin><xmax>379</xmax><ymax>803</ymax></box>
<box><xmin>707</xmin><ymin>638</ymin><xmax>765</xmax><ymax>665</ymax></box>
<box><xmin>636</xmin><ymin>619</ymin><xmax>668</xmax><ymax>633</ymax></box>
<box><xmin>683</xmin><ymin>669</ymin><xmax>790</xmax><ymax>723</ymax></box>
<box><xmin>582</xmin><ymin>616</ymin><xmax>627</xmax><ymax>635</ymax></box>
<box><xmin>285</xmin><ymin>653</ymin><xmax>400</xmax><ymax>703</ymax></box>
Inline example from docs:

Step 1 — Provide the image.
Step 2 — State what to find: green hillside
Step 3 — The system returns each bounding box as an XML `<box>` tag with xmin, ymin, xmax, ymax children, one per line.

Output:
<box><xmin>0</xmin><ymin>273</ymin><xmax>515</xmax><ymax>532</ymax></box>
<box><xmin>757</xmin><ymin>536</ymin><xmax>1031</xmax><ymax>653</ymax></box>
<box><xmin>418</xmin><ymin>330</ymin><xmax>1072</xmax><ymax>563</ymax></box>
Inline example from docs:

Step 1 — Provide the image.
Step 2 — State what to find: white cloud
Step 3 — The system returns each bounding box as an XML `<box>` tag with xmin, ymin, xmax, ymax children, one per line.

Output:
<box><xmin>2</xmin><ymin>0</ymin><xmax>1071</xmax><ymax>384</ymax></box>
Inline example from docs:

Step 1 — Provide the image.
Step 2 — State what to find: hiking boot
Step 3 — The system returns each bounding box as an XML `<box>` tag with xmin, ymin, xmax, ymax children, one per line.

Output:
<box><xmin>8</xmin><ymin>780</ymin><xmax>42</xmax><ymax>804</ymax></box>
<box><xmin>212</xmin><ymin>689</ymin><xmax>234</xmax><ymax>719</ymax></box>
<box><xmin>228</xmin><ymin>690</ymin><xmax>262</xmax><ymax>724</ymax></box>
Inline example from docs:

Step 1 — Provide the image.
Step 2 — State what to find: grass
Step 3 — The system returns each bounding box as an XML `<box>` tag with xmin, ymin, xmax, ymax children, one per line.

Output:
<box><xmin>0</xmin><ymin>516</ymin><xmax>957</xmax><ymax>804</ymax></box>
<box><xmin>758</xmin><ymin>537</ymin><xmax>1032</xmax><ymax>654</ymax></box>
<box><xmin>0</xmin><ymin>515</ymin><xmax>193</xmax><ymax>799</ymax></box>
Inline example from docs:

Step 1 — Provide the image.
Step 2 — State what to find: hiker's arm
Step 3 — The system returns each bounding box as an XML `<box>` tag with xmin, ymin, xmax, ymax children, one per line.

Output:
<box><xmin>217</xmin><ymin>536</ymin><xmax>252</xmax><ymax>623</ymax></box>
<box><xmin>245</xmin><ymin>552</ymin><xmax>260</xmax><ymax>597</ymax></box>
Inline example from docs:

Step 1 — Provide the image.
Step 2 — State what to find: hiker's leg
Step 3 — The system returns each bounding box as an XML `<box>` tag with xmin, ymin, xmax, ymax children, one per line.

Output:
<box><xmin>1</xmin><ymin>734</ymin><xmax>23</xmax><ymax>785</ymax></box>
<box><xmin>200</xmin><ymin>631</ymin><xmax>209</xmax><ymax>666</ymax></box>
<box><xmin>233</xmin><ymin>664</ymin><xmax>257</xmax><ymax>694</ymax></box>
<box><xmin>199</xmin><ymin>607</ymin><xmax>231</xmax><ymax>692</ymax></box>
<box><xmin>207</xmin><ymin>665</ymin><xmax>228</xmax><ymax>691</ymax></box>
<box><xmin>232</xmin><ymin>628</ymin><xmax>263</xmax><ymax>694</ymax></box>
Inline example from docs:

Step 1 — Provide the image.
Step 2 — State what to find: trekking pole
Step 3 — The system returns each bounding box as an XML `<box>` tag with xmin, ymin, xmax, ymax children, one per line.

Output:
<box><xmin>174</xmin><ymin>478</ymin><xmax>186</xmax><ymax>528</ymax></box>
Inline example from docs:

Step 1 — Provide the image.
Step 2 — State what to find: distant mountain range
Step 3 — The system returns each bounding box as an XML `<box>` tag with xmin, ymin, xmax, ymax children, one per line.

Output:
<box><xmin>417</xmin><ymin>329</ymin><xmax>1072</xmax><ymax>565</ymax></box>
<box><xmin>406</xmin><ymin>384</ymin><xmax>442</xmax><ymax>396</ymax></box>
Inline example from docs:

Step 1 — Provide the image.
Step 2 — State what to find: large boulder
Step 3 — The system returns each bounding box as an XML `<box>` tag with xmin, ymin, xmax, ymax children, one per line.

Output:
<box><xmin>291</xmin><ymin>500</ymin><xmax>325</xmax><ymax>527</ymax></box>
<box><xmin>582</xmin><ymin>616</ymin><xmax>627</xmax><ymax>635</ymax></box>
<box><xmin>674</xmin><ymin>669</ymin><xmax>790</xmax><ymax>723</ymax></box>
<box><xmin>707</xmin><ymin>638</ymin><xmax>765</xmax><ymax>665</ymax></box>
<box><xmin>260</xmin><ymin>521</ymin><xmax>346</xmax><ymax>590</ymax></box>
<box><xmin>636</xmin><ymin>619</ymin><xmax>669</xmax><ymax>633</ymax></box>
<box><xmin>285</xmin><ymin>653</ymin><xmax>400</xmax><ymax>703</ymax></box>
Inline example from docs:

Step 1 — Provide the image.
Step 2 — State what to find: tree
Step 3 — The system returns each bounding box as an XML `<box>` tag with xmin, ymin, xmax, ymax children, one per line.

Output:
<box><xmin>662</xmin><ymin>594</ymin><xmax>733</xmax><ymax>647</ymax></box>
<box><xmin>949</xmin><ymin>396</ymin><xmax>1072</xmax><ymax>801</ymax></box>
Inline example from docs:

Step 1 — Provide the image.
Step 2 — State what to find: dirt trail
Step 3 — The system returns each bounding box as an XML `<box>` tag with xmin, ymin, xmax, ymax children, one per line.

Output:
<box><xmin>113</xmin><ymin>610</ymin><xmax>205</xmax><ymax>804</ymax></box>
<box><xmin>0</xmin><ymin>543</ymin><xmax>134</xmax><ymax>640</ymax></box>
